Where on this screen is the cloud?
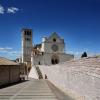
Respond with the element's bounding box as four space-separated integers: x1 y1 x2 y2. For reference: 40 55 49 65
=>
8 51 21 58
0 47 13 51
67 50 74 54
10 51 17 54
0 5 5 14
0 4 20 15
0 48 21 59
7 7 19 14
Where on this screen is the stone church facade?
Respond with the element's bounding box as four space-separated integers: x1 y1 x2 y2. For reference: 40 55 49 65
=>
22 29 74 68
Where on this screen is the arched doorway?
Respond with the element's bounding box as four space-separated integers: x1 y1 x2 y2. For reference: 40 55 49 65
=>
51 59 55 64
51 55 59 65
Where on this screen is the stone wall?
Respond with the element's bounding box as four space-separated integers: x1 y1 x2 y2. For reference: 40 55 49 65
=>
0 65 20 85
31 53 74 66
39 57 100 100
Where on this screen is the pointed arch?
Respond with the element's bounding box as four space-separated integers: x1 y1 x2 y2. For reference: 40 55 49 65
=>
51 54 59 64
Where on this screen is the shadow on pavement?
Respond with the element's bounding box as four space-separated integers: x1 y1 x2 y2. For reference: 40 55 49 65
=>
0 80 29 89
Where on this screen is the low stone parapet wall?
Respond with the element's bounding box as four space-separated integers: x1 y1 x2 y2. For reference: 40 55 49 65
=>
39 57 100 100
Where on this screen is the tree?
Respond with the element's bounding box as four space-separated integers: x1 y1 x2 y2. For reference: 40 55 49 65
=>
81 52 87 58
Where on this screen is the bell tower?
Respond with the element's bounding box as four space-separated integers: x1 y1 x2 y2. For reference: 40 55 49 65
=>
22 29 33 70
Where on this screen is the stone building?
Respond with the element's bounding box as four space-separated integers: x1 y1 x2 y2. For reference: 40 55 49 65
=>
0 57 21 85
22 29 74 66
22 29 33 71
31 32 74 65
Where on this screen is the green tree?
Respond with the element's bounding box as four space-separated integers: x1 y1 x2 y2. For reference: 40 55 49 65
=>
81 52 87 58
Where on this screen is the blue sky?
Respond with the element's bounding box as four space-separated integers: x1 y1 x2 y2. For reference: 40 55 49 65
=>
0 0 100 59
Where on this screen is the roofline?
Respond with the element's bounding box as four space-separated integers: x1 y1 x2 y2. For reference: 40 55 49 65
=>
21 28 33 32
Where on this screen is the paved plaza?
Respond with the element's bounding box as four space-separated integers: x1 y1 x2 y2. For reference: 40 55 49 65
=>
0 79 74 100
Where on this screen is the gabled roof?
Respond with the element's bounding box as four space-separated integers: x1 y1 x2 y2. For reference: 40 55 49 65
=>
0 57 19 65
48 32 61 39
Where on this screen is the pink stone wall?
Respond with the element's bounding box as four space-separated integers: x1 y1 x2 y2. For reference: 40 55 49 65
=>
39 57 100 100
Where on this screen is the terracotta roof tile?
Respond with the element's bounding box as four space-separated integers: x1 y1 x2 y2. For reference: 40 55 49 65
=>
0 57 19 65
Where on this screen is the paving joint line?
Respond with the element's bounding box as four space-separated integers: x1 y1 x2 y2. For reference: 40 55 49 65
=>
9 81 32 100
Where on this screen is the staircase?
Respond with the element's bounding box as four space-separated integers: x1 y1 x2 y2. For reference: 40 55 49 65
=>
35 66 43 79
29 65 43 79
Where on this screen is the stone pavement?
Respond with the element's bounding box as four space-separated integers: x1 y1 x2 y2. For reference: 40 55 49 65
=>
0 79 73 100
0 79 74 100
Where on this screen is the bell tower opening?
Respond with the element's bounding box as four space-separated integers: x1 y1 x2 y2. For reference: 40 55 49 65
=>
22 29 33 70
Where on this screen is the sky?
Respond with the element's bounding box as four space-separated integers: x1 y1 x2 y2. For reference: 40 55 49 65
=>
0 0 100 59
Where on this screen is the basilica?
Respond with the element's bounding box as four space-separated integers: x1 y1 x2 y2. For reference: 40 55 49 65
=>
22 29 74 70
